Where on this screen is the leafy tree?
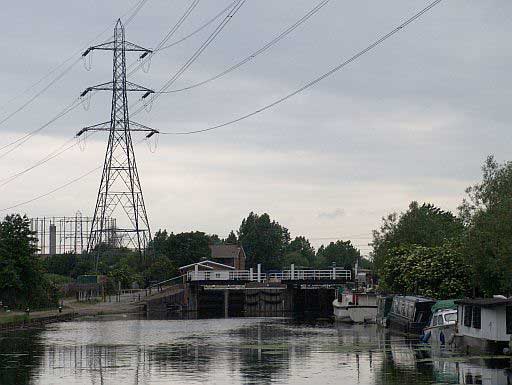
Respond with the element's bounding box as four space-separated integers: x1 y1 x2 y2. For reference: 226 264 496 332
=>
150 230 211 267
143 256 178 283
316 240 361 269
238 212 291 269
459 156 512 295
225 230 238 244
0 214 58 308
107 265 139 290
45 252 78 277
282 236 315 268
208 234 222 245
372 201 464 274
380 243 471 299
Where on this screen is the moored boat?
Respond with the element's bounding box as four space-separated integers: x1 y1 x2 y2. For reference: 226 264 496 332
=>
333 289 377 323
333 289 353 322
452 297 512 354
376 294 393 327
388 295 435 335
422 299 458 347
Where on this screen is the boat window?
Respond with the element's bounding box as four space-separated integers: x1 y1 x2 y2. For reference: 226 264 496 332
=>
507 306 512 334
463 305 472 327
432 315 438 326
444 313 457 323
438 315 444 325
472 306 481 329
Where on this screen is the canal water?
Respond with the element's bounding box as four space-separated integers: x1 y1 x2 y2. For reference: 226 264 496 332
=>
1 316 511 384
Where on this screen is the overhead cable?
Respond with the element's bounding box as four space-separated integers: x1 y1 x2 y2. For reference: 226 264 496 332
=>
127 0 202 77
160 0 331 93
0 0 150 151
132 0 247 116
0 138 147 212
158 0 443 135
0 97 84 159
0 167 101 213
155 1 238 52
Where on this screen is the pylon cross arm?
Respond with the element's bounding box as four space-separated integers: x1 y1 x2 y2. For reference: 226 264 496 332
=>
80 81 154 97
76 121 159 137
83 41 152 57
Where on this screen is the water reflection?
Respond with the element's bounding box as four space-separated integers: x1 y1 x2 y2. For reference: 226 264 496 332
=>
2 316 512 384
0 330 44 385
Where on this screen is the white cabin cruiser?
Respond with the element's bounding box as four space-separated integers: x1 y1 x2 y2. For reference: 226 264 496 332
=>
333 289 377 323
422 305 457 347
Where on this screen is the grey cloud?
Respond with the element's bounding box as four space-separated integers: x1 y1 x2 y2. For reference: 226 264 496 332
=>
318 209 345 220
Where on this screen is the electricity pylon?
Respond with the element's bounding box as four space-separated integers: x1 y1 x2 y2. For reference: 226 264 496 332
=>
77 19 158 262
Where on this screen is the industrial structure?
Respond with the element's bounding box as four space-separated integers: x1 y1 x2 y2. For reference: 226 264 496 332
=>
30 213 117 256
77 20 158 261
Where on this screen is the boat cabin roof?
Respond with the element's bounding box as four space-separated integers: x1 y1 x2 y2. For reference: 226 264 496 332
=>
396 295 435 304
455 298 512 308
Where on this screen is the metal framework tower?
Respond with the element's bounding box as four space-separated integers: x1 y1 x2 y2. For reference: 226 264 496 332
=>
77 20 158 258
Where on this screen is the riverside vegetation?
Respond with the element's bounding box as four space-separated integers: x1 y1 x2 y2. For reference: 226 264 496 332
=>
2 155 512 309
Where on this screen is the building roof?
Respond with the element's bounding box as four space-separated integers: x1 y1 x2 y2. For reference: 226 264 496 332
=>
455 298 512 308
209 244 242 259
179 260 236 271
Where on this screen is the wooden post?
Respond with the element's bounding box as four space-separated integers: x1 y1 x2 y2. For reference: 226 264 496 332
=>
291 264 295 280
249 267 254 281
257 264 261 283
224 290 229 318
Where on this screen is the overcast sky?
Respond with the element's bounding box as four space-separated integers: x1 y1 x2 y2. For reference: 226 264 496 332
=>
0 0 510 255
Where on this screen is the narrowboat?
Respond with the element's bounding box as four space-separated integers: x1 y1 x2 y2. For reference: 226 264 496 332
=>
422 299 458 347
376 294 394 327
388 295 435 334
452 297 512 354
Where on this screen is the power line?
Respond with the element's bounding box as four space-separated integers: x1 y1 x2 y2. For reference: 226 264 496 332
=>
155 1 238 52
158 0 443 136
0 138 147 213
160 0 331 94
0 58 82 131
0 97 84 160
0 133 97 187
132 0 247 115
0 167 101 213
0 0 150 152
127 0 202 78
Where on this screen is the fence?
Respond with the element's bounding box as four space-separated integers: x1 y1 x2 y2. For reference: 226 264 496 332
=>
186 269 350 282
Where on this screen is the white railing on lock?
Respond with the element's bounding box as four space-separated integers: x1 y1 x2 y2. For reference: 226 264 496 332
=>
268 270 351 281
187 270 267 282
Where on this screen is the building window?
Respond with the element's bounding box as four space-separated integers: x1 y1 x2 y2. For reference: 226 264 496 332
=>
472 306 481 329
506 306 512 334
464 305 472 327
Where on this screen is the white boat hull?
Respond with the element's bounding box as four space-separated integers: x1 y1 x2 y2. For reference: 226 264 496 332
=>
333 299 351 321
424 325 456 347
347 305 378 323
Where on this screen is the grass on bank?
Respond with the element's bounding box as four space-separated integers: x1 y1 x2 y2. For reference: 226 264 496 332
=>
0 314 29 325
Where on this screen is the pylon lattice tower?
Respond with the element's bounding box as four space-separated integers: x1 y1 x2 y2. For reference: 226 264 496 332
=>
77 20 158 260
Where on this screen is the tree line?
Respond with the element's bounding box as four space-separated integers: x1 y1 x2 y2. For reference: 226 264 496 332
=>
373 155 512 299
6 154 509 308
0 211 368 309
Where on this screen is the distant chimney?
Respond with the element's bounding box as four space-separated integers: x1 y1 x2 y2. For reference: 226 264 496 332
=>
49 224 56 256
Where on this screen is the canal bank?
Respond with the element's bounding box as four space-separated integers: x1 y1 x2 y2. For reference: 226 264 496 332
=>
0 293 145 331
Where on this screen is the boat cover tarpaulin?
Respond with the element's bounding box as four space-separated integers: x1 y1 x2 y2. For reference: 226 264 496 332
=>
431 299 458 313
